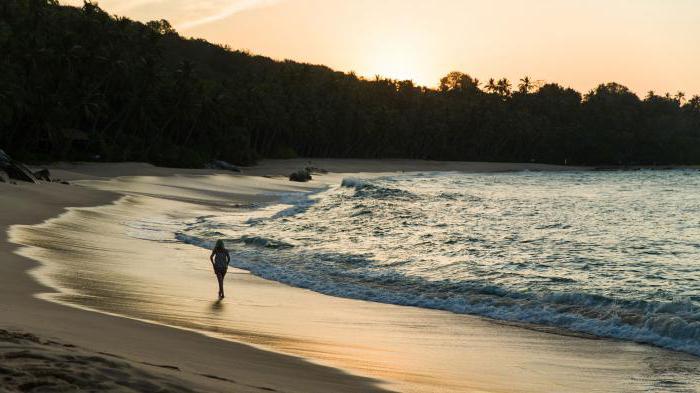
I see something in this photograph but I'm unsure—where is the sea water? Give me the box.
[162,170,699,356]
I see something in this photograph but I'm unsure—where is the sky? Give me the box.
[61,0,700,96]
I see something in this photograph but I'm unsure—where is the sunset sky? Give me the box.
[62,0,700,96]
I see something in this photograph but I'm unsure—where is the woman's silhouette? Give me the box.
[210,240,230,298]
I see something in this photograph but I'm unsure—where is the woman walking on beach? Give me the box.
[210,240,230,299]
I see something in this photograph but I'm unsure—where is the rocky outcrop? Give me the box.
[288,166,329,182]
[33,168,51,181]
[289,168,312,182]
[0,149,38,183]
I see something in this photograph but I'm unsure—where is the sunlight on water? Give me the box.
[175,170,700,355]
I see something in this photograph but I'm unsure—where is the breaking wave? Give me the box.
[174,171,700,356]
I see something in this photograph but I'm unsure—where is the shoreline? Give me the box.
[3,159,700,392]
[0,162,388,392]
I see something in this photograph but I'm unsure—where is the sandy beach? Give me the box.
[1,160,386,392]
[2,159,700,393]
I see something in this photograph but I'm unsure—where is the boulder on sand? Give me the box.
[33,168,51,181]
[289,168,312,182]
[0,149,38,183]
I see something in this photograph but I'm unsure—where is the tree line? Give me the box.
[2,0,699,167]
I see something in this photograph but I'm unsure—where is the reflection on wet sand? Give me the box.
[210,299,224,313]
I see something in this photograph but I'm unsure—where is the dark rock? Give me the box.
[0,152,37,183]
[0,149,10,163]
[0,171,7,183]
[33,169,51,181]
[60,181,70,185]
[0,149,38,183]
[205,160,241,172]
[4,163,38,183]
[289,169,312,182]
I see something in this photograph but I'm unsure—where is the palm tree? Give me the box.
[496,78,512,97]
[485,78,497,94]
[471,77,481,89]
[687,95,700,110]
[518,76,533,94]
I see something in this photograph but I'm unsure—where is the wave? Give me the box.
[239,235,294,249]
[341,177,366,188]
[170,172,700,357]
[175,231,700,356]
[341,177,417,200]
[245,189,329,226]
[175,233,293,250]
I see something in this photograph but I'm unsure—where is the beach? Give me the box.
[0,161,385,392]
[2,159,700,393]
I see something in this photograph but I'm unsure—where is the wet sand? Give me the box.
[0,163,387,392]
[3,159,700,392]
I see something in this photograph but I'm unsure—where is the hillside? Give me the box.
[1,0,699,166]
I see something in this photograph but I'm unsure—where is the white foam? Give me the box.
[341,177,366,188]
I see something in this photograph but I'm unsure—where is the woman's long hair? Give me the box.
[214,239,226,252]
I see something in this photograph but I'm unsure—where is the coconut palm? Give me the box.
[485,78,498,94]
[518,76,534,94]
[687,95,700,110]
[496,78,512,97]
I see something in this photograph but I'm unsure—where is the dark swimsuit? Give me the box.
[213,250,229,275]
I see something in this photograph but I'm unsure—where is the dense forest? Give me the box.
[2,0,699,167]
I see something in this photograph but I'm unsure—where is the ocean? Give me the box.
[162,170,700,356]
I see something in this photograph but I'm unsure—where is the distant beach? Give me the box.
[2,159,700,393]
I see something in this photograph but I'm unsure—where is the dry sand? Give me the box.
[0,329,198,392]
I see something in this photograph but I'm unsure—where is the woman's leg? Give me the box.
[216,272,225,298]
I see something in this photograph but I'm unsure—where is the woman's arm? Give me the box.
[210,251,215,265]
[226,251,231,263]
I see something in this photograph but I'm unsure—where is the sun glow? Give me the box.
[59,0,700,95]
[366,50,419,82]
[360,31,436,84]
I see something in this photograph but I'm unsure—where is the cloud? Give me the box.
[59,0,283,32]
[59,0,166,14]
[175,0,282,31]
[109,0,162,13]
